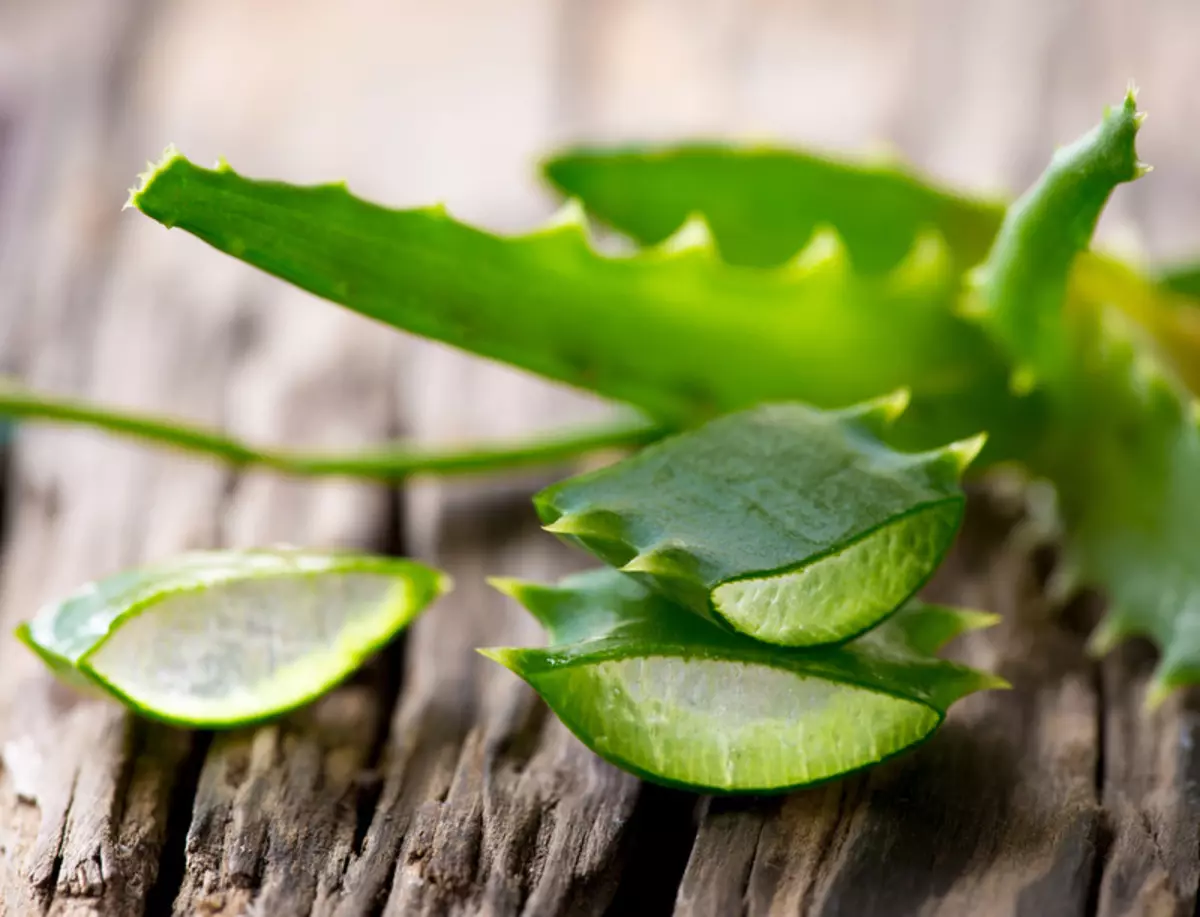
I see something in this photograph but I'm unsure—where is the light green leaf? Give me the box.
[485,568,1003,794]
[963,91,1200,701]
[130,149,1035,462]
[545,120,1200,402]
[542,144,1003,272]
[966,90,1147,388]
[535,400,982,646]
[17,549,450,726]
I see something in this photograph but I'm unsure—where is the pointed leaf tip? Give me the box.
[544,197,588,232]
[839,388,911,435]
[620,546,690,578]
[476,646,521,672]
[657,212,716,256]
[790,226,849,274]
[485,576,525,600]
[939,432,988,475]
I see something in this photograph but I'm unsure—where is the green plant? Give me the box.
[8,88,1196,791]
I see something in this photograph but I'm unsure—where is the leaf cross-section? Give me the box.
[485,568,1003,794]
[535,400,982,646]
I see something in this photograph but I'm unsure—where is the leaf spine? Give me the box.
[619,543,693,580]
[940,432,988,475]
[887,228,954,297]
[541,509,622,540]
[655,212,717,258]
[788,225,849,277]
[838,388,911,435]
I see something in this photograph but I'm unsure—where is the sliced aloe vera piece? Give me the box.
[16,549,449,727]
[485,569,1003,793]
[535,400,981,646]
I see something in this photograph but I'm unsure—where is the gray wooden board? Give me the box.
[1,1,1199,915]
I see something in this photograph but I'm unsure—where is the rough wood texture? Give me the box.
[2,1,1200,916]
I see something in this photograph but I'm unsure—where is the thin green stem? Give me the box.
[0,382,664,480]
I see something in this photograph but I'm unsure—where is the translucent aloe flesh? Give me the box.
[486,569,1003,793]
[130,150,1038,464]
[17,549,449,726]
[535,401,979,646]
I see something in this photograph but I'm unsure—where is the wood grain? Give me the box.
[2,1,1200,915]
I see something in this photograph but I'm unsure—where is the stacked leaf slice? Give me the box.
[486,401,1003,793]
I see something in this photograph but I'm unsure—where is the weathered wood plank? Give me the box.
[4,1,1200,915]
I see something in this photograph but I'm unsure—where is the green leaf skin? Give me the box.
[0,379,662,480]
[966,90,1147,389]
[535,401,982,646]
[543,144,1004,273]
[131,150,1037,463]
[1044,312,1200,704]
[964,92,1200,701]
[544,132,1200,402]
[16,549,450,726]
[484,569,1004,794]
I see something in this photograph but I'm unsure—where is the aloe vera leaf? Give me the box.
[542,144,1004,272]
[534,400,981,646]
[16,549,450,726]
[130,150,1035,461]
[544,136,1200,401]
[965,92,1200,700]
[484,568,1004,794]
[0,380,661,480]
[966,90,1148,388]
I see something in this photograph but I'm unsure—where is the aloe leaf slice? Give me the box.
[484,569,1003,794]
[535,400,982,646]
[16,549,450,726]
[129,149,1032,461]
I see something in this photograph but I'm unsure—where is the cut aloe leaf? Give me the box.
[535,400,981,647]
[16,549,449,727]
[485,569,1003,794]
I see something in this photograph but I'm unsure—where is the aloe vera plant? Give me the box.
[7,86,1197,792]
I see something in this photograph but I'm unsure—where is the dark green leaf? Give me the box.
[535,400,981,646]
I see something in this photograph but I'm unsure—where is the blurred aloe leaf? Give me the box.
[542,144,1003,273]
[544,124,1199,398]
[0,379,661,480]
[965,90,1200,702]
[130,149,1038,463]
[485,568,1004,794]
[536,399,981,646]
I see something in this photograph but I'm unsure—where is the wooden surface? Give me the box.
[1,2,1199,915]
